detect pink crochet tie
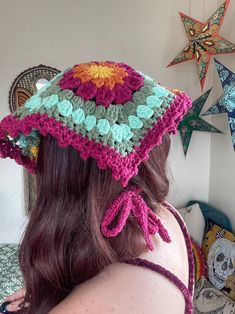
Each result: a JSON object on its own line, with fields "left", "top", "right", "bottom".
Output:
{"left": 101, "top": 186, "right": 171, "bottom": 250}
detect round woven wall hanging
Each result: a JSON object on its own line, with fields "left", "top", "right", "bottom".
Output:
{"left": 9, "top": 64, "right": 60, "bottom": 113}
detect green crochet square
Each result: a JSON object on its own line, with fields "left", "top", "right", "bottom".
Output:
{"left": 12, "top": 77, "right": 176, "bottom": 157}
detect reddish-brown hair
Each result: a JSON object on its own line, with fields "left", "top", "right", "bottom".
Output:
{"left": 18, "top": 133, "right": 171, "bottom": 313}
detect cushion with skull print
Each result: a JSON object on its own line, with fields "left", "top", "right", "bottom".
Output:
{"left": 202, "top": 224, "right": 235, "bottom": 301}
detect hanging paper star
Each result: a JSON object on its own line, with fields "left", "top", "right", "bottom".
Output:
{"left": 167, "top": 0, "right": 235, "bottom": 90}
{"left": 202, "top": 59, "right": 235, "bottom": 151}
{"left": 178, "top": 89, "right": 223, "bottom": 156}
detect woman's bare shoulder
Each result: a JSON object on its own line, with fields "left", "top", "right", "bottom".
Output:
{"left": 49, "top": 205, "right": 188, "bottom": 314}
{"left": 49, "top": 261, "right": 185, "bottom": 314}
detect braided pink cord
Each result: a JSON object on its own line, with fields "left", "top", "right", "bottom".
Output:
{"left": 123, "top": 201, "right": 195, "bottom": 314}
{"left": 163, "top": 201, "right": 195, "bottom": 305}
{"left": 101, "top": 186, "right": 171, "bottom": 251}
{"left": 123, "top": 257, "right": 193, "bottom": 314}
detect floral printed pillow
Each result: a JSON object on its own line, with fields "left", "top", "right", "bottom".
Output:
{"left": 0, "top": 244, "right": 24, "bottom": 303}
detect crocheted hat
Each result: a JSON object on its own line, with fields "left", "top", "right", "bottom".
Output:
{"left": 0, "top": 61, "right": 191, "bottom": 187}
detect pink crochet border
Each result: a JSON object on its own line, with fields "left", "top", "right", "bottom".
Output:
{"left": 0, "top": 92, "right": 191, "bottom": 186}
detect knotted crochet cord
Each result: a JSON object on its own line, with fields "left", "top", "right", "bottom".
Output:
{"left": 101, "top": 185, "right": 171, "bottom": 250}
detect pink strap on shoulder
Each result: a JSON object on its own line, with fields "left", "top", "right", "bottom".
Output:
{"left": 162, "top": 200, "right": 195, "bottom": 298}
{"left": 101, "top": 186, "right": 171, "bottom": 251}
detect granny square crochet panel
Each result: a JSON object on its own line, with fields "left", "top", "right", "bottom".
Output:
{"left": 0, "top": 61, "right": 192, "bottom": 186}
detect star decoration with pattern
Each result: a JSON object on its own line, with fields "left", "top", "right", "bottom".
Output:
{"left": 202, "top": 59, "right": 235, "bottom": 151}
{"left": 178, "top": 89, "right": 223, "bottom": 156}
{"left": 167, "top": 0, "right": 235, "bottom": 90}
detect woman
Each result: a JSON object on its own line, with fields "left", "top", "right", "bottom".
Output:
{"left": 0, "top": 61, "right": 194, "bottom": 314}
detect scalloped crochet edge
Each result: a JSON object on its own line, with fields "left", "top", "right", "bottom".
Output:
{"left": 0, "top": 92, "right": 192, "bottom": 187}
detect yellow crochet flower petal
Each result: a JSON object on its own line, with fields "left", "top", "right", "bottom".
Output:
{"left": 72, "top": 62, "right": 128, "bottom": 89}
{"left": 30, "top": 146, "right": 39, "bottom": 159}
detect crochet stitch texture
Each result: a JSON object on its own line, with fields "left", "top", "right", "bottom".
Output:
{"left": 0, "top": 61, "right": 192, "bottom": 187}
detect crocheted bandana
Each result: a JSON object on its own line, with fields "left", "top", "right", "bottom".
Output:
{"left": 0, "top": 61, "right": 192, "bottom": 187}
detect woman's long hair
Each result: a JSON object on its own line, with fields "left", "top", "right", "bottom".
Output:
{"left": 18, "top": 133, "right": 171, "bottom": 313}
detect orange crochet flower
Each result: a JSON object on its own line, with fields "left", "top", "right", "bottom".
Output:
{"left": 59, "top": 61, "right": 144, "bottom": 106}
{"left": 73, "top": 61, "right": 128, "bottom": 89}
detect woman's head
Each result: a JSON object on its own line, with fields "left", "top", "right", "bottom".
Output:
{"left": 0, "top": 60, "right": 191, "bottom": 313}
{"left": 18, "top": 132, "right": 171, "bottom": 313}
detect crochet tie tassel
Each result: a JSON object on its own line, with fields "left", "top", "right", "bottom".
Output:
{"left": 101, "top": 186, "right": 171, "bottom": 250}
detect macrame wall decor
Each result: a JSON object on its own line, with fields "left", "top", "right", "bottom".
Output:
{"left": 9, "top": 64, "right": 60, "bottom": 212}
{"left": 167, "top": 0, "right": 235, "bottom": 90}
{"left": 9, "top": 64, "right": 60, "bottom": 112}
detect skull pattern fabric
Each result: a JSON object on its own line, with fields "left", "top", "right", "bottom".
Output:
{"left": 208, "top": 238, "right": 235, "bottom": 290}
{"left": 203, "top": 224, "right": 235, "bottom": 301}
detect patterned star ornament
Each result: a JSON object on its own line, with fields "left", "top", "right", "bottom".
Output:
{"left": 202, "top": 59, "right": 235, "bottom": 151}
{"left": 167, "top": 0, "right": 235, "bottom": 90}
{"left": 178, "top": 89, "right": 223, "bottom": 156}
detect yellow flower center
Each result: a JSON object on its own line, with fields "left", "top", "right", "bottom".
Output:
{"left": 88, "top": 65, "right": 114, "bottom": 79}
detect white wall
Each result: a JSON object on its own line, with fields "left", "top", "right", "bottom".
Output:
{"left": 1, "top": 0, "right": 232, "bottom": 243}
{"left": 208, "top": 0, "right": 235, "bottom": 228}
{"left": 0, "top": 160, "right": 27, "bottom": 243}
